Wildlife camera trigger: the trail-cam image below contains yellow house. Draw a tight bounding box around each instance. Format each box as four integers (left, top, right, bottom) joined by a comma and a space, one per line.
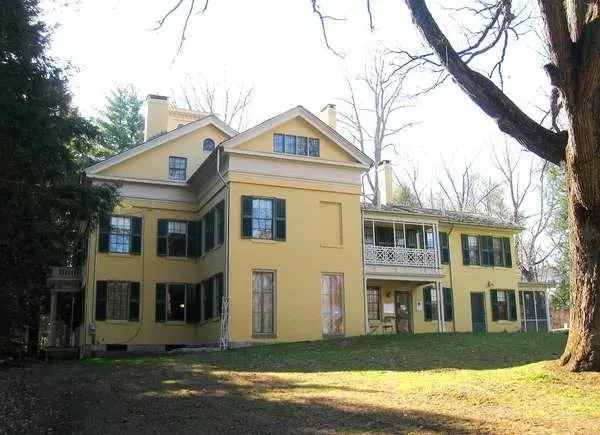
46, 95, 549, 354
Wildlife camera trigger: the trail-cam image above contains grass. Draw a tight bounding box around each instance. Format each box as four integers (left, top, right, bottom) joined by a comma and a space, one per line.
2, 333, 600, 434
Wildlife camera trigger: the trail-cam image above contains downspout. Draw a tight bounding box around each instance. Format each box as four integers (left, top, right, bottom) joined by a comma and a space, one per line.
360, 208, 368, 335
216, 146, 230, 347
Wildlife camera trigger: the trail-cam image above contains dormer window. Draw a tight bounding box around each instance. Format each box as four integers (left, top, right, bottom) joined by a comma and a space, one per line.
273, 133, 320, 157
203, 138, 215, 151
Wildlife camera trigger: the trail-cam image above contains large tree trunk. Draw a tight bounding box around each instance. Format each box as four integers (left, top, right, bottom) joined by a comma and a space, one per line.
560, 103, 600, 371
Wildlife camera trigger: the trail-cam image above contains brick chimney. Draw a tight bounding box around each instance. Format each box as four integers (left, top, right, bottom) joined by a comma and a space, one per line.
377, 160, 393, 206
144, 94, 169, 141
320, 103, 337, 130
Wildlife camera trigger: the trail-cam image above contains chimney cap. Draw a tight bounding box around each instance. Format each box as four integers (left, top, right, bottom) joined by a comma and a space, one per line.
320, 103, 337, 111
146, 94, 169, 101
378, 160, 392, 166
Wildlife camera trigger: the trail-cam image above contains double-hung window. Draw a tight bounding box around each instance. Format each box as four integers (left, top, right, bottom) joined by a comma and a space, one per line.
168, 156, 187, 181
98, 215, 142, 254
241, 196, 286, 241
491, 289, 517, 321
252, 271, 275, 335
423, 286, 438, 321
155, 283, 200, 322
95, 281, 140, 321
461, 234, 513, 267
273, 133, 320, 157
439, 232, 450, 264
157, 220, 196, 257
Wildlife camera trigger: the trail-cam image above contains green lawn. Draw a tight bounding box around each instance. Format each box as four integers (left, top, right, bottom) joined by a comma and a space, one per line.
2, 333, 600, 434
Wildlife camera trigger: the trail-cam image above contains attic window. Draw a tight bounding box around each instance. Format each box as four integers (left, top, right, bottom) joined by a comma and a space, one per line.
203, 138, 215, 152
273, 133, 320, 157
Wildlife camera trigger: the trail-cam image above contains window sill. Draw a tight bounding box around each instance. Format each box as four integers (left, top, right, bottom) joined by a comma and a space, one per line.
105, 252, 137, 257
252, 334, 277, 339
97, 320, 135, 324
164, 321, 188, 325
250, 239, 277, 244
494, 320, 518, 323
158, 256, 193, 261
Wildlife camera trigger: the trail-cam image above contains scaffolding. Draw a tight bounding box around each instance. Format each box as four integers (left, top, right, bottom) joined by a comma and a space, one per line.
219, 296, 231, 350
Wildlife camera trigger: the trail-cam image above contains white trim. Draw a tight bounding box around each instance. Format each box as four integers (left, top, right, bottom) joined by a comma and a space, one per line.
226, 148, 370, 169
221, 105, 374, 167
88, 174, 187, 187
86, 115, 236, 175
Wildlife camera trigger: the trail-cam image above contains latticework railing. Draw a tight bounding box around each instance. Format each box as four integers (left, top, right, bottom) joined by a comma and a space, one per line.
364, 245, 440, 268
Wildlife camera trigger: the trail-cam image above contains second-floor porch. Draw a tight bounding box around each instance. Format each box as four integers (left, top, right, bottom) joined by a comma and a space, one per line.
363, 218, 442, 280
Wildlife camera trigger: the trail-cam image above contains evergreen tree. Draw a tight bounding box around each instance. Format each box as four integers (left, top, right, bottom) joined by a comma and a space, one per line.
0, 0, 117, 355
94, 85, 144, 157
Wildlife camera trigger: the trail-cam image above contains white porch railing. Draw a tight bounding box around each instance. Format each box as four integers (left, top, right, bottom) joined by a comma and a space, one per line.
364, 245, 440, 268
49, 267, 81, 280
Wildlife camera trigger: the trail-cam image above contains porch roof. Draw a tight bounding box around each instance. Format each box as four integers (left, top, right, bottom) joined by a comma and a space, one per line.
362, 203, 523, 231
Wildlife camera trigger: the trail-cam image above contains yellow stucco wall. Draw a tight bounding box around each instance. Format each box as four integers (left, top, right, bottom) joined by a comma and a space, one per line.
83, 194, 227, 349
227, 178, 365, 343
236, 116, 357, 163
100, 125, 229, 181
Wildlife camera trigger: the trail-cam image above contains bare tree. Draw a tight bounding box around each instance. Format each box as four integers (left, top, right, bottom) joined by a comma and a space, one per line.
392, 164, 425, 208
174, 73, 254, 131
160, 0, 600, 370
338, 53, 415, 205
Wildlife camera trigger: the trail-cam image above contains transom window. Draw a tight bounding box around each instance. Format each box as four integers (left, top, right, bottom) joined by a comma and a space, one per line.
168, 156, 187, 181
109, 217, 131, 253
203, 138, 215, 151
273, 133, 320, 157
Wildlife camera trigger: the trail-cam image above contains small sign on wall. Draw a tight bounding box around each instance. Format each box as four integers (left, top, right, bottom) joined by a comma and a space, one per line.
383, 303, 395, 314
416, 301, 423, 312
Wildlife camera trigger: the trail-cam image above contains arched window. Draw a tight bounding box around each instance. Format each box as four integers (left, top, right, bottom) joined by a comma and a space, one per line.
203, 138, 215, 152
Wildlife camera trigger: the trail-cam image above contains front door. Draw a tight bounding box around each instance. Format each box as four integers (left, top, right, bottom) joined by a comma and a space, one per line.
470, 292, 487, 333
394, 291, 412, 333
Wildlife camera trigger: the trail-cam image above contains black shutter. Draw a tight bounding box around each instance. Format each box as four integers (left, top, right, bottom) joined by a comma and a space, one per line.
508, 290, 517, 321
186, 284, 200, 323
187, 221, 197, 257
217, 201, 225, 245
131, 217, 142, 254
503, 237, 512, 267
155, 284, 166, 322
204, 278, 214, 319
241, 196, 253, 238
461, 234, 470, 265
157, 220, 168, 256
490, 289, 498, 321
439, 232, 449, 264
443, 287, 453, 321
216, 273, 224, 316
129, 282, 140, 321
481, 236, 493, 266
423, 286, 432, 321
205, 209, 215, 251
95, 281, 107, 321
98, 216, 110, 253
197, 219, 204, 256
274, 198, 286, 241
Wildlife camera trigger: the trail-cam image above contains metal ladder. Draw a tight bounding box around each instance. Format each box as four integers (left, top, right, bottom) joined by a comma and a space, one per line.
219, 296, 231, 350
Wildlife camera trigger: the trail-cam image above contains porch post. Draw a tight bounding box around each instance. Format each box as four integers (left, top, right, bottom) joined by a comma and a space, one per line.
532, 290, 539, 332
402, 223, 406, 247
521, 291, 527, 332
49, 291, 57, 347
393, 221, 396, 247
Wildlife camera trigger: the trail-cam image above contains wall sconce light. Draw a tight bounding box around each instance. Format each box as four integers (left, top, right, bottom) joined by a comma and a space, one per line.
386, 291, 392, 297
487, 281, 495, 287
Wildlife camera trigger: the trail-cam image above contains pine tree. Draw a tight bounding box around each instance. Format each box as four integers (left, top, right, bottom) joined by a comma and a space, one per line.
0, 0, 117, 356
94, 85, 144, 157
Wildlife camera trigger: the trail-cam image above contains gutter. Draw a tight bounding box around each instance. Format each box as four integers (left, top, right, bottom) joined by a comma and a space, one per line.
360, 208, 369, 335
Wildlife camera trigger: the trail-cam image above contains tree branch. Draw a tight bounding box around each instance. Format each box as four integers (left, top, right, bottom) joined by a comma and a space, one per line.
403, 0, 567, 165
538, 0, 573, 91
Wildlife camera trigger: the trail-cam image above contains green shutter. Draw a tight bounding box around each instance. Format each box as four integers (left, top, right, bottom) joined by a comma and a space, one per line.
95, 281, 107, 321
131, 217, 142, 254
241, 196, 253, 238
129, 282, 140, 321
443, 287, 453, 321
274, 198, 286, 241
216, 273, 224, 316
508, 290, 517, 321
157, 220, 168, 256
461, 234, 470, 265
217, 201, 225, 245
155, 284, 166, 322
503, 237, 512, 267
204, 278, 214, 319
423, 287, 432, 321
98, 216, 110, 253
205, 209, 215, 251
490, 289, 499, 321
197, 219, 204, 256
187, 221, 197, 257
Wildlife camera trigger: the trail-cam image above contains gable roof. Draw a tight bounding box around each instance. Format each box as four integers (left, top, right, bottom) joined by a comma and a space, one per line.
86, 114, 237, 175
220, 105, 374, 167
362, 203, 523, 231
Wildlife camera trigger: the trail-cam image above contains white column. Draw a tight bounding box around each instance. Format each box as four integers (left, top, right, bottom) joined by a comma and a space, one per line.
393, 221, 396, 247
49, 291, 58, 347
